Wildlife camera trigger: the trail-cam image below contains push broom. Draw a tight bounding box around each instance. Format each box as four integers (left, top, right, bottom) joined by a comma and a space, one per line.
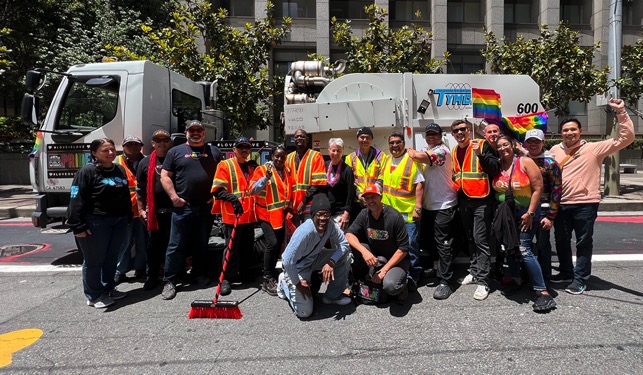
189, 209, 243, 319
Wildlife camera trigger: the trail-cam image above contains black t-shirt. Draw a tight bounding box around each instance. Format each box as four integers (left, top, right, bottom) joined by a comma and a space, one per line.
137, 154, 172, 210
323, 160, 356, 216
162, 143, 221, 205
346, 204, 409, 260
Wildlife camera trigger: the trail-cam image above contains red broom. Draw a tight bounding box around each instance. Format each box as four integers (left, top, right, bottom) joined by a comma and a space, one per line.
189, 207, 244, 319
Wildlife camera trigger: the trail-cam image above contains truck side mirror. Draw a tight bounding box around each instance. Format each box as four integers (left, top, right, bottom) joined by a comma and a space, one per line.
21, 94, 39, 126
25, 70, 46, 94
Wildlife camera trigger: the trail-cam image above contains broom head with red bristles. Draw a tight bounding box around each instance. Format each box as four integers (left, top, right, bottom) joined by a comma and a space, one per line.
188, 300, 242, 319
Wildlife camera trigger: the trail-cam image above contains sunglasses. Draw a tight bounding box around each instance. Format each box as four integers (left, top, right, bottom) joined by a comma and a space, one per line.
153, 138, 171, 143
452, 127, 468, 134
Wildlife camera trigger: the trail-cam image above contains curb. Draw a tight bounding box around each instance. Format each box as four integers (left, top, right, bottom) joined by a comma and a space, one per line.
0, 207, 34, 219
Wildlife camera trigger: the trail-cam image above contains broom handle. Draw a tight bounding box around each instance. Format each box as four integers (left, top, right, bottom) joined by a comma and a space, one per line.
213, 191, 245, 304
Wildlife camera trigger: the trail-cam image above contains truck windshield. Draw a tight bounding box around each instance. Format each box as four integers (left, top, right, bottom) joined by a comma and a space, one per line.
56, 77, 119, 131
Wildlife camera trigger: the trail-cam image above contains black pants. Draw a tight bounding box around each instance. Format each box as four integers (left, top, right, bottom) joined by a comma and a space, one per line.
421, 207, 457, 285
146, 211, 171, 280
222, 223, 256, 280
458, 198, 494, 286
259, 220, 285, 279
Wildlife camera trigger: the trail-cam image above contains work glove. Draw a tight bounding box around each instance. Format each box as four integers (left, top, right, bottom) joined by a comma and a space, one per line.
232, 199, 244, 216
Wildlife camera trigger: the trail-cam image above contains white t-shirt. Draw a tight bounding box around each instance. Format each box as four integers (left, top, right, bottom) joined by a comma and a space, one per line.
421, 144, 458, 210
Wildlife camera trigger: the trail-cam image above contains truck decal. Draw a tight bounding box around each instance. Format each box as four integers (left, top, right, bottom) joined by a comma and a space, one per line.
46, 144, 92, 178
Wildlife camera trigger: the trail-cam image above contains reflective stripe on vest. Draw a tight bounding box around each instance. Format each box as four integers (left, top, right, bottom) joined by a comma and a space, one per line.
451, 140, 491, 198
216, 159, 255, 224
347, 150, 386, 197
253, 165, 290, 229
381, 153, 417, 222
116, 154, 138, 217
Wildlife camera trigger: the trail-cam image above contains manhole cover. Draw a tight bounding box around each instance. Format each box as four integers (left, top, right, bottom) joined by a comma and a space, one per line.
0, 244, 46, 258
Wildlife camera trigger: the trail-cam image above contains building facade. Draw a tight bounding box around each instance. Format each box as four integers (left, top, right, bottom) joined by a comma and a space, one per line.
215, 0, 641, 141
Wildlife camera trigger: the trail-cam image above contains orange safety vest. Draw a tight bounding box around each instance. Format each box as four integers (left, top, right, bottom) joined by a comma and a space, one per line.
345, 148, 388, 197
211, 158, 256, 224
451, 140, 491, 198
286, 149, 326, 212
249, 164, 291, 230
116, 154, 139, 217
380, 153, 420, 222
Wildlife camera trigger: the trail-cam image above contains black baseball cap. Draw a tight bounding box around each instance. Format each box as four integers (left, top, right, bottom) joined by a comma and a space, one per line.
356, 127, 374, 138
425, 123, 442, 134
235, 137, 251, 147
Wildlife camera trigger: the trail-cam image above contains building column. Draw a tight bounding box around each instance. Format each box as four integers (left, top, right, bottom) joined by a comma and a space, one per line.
484, 0, 504, 73
588, 0, 610, 134
317, 0, 330, 57
431, 0, 448, 68
538, 0, 559, 29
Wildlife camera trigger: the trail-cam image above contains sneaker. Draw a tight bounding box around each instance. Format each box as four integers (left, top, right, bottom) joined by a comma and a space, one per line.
109, 288, 127, 300
501, 280, 523, 296
433, 283, 452, 300
473, 285, 490, 300
87, 294, 115, 309
533, 293, 557, 312
143, 277, 159, 291
396, 284, 409, 301
407, 278, 418, 293
262, 277, 278, 296
161, 281, 176, 300
322, 295, 352, 305
219, 280, 232, 296
550, 273, 573, 284
276, 273, 287, 300
114, 274, 128, 284
565, 281, 586, 295
460, 274, 476, 285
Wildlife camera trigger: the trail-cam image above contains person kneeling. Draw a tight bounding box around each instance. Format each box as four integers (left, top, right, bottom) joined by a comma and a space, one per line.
278, 194, 351, 318
345, 184, 410, 302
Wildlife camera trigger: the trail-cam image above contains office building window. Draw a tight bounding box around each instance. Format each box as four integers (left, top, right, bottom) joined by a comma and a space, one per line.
213, 0, 254, 17
504, 0, 537, 24
568, 100, 587, 116
448, 54, 485, 74
274, 0, 316, 19
389, 1, 430, 22
447, 0, 483, 23
623, 1, 641, 26
329, 0, 371, 20
560, 0, 591, 25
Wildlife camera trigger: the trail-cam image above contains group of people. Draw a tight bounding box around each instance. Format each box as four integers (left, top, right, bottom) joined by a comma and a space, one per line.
68, 98, 634, 317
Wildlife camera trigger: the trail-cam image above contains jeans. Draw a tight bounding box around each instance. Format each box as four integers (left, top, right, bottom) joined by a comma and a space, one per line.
534, 208, 552, 283
459, 198, 493, 286
116, 218, 148, 276
164, 204, 212, 282
77, 215, 128, 301
422, 207, 457, 286
259, 220, 285, 279
281, 247, 351, 318
406, 221, 422, 282
146, 211, 172, 281
507, 207, 546, 291
223, 223, 256, 280
554, 203, 599, 284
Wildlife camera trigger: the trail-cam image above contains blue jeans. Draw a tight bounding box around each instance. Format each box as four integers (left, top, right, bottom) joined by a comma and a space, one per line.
507, 207, 546, 291
534, 208, 552, 283
554, 203, 599, 284
116, 218, 148, 276
77, 215, 128, 301
406, 221, 422, 283
164, 204, 212, 282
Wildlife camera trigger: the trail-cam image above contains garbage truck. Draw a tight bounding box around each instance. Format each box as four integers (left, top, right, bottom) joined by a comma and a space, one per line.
282, 60, 545, 152
22, 60, 224, 228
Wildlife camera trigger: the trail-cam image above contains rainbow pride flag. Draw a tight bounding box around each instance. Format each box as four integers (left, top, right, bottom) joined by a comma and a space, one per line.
494, 112, 548, 142
29, 131, 44, 157
472, 88, 502, 121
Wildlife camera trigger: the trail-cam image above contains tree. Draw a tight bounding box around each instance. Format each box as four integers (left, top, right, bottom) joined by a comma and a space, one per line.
617, 38, 643, 107
109, 0, 292, 132
481, 23, 609, 116
331, 5, 447, 74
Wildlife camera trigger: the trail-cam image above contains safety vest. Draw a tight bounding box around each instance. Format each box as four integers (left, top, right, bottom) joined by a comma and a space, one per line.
211, 158, 256, 224
115, 154, 139, 217
345, 148, 388, 197
286, 149, 326, 212
380, 153, 419, 223
451, 140, 491, 198
250, 164, 291, 230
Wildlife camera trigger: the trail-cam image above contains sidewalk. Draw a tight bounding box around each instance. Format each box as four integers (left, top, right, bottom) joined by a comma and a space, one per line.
1, 172, 643, 218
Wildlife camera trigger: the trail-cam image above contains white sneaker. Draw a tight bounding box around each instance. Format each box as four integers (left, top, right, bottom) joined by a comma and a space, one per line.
276, 272, 286, 300
473, 285, 490, 301
461, 274, 475, 285
322, 295, 352, 305
87, 295, 115, 309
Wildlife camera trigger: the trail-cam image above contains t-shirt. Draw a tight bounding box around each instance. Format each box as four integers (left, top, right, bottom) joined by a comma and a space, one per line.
162, 143, 221, 205
136, 154, 172, 210
421, 143, 457, 211
347, 204, 409, 260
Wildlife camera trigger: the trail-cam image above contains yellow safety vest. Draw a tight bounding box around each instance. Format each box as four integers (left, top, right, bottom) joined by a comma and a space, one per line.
346, 148, 388, 199
380, 153, 419, 223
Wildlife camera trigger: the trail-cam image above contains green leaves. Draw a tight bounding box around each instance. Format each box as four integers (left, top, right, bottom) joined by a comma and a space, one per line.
618, 38, 643, 106
481, 23, 609, 115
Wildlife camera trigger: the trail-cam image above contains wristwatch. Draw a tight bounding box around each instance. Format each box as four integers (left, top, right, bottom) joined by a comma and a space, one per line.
414, 208, 422, 214
527, 211, 535, 217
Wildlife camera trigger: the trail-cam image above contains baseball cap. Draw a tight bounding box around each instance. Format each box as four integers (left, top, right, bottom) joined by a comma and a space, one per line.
356, 127, 374, 138
362, 184, 381, 196
235, 137, 252, 147
122, 135, 143, 146
185, 120, 205, 130
525, 129, 545, 141
425, 123, 442, 134
152, 130, 171, 141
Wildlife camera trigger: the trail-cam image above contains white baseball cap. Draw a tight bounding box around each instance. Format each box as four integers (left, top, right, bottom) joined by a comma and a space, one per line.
525, 129, 545, 141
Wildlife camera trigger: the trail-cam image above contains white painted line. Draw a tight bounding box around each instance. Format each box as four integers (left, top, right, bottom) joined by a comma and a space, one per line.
0, 265, 81, 273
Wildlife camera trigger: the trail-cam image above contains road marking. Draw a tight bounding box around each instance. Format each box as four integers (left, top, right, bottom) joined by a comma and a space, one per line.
0, 329, 43, 368
0, 265, 81, 272
596, 216, 643, 223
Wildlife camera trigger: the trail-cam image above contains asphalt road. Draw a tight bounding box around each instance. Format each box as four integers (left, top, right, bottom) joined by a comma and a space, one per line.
0, 217, 642, 373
